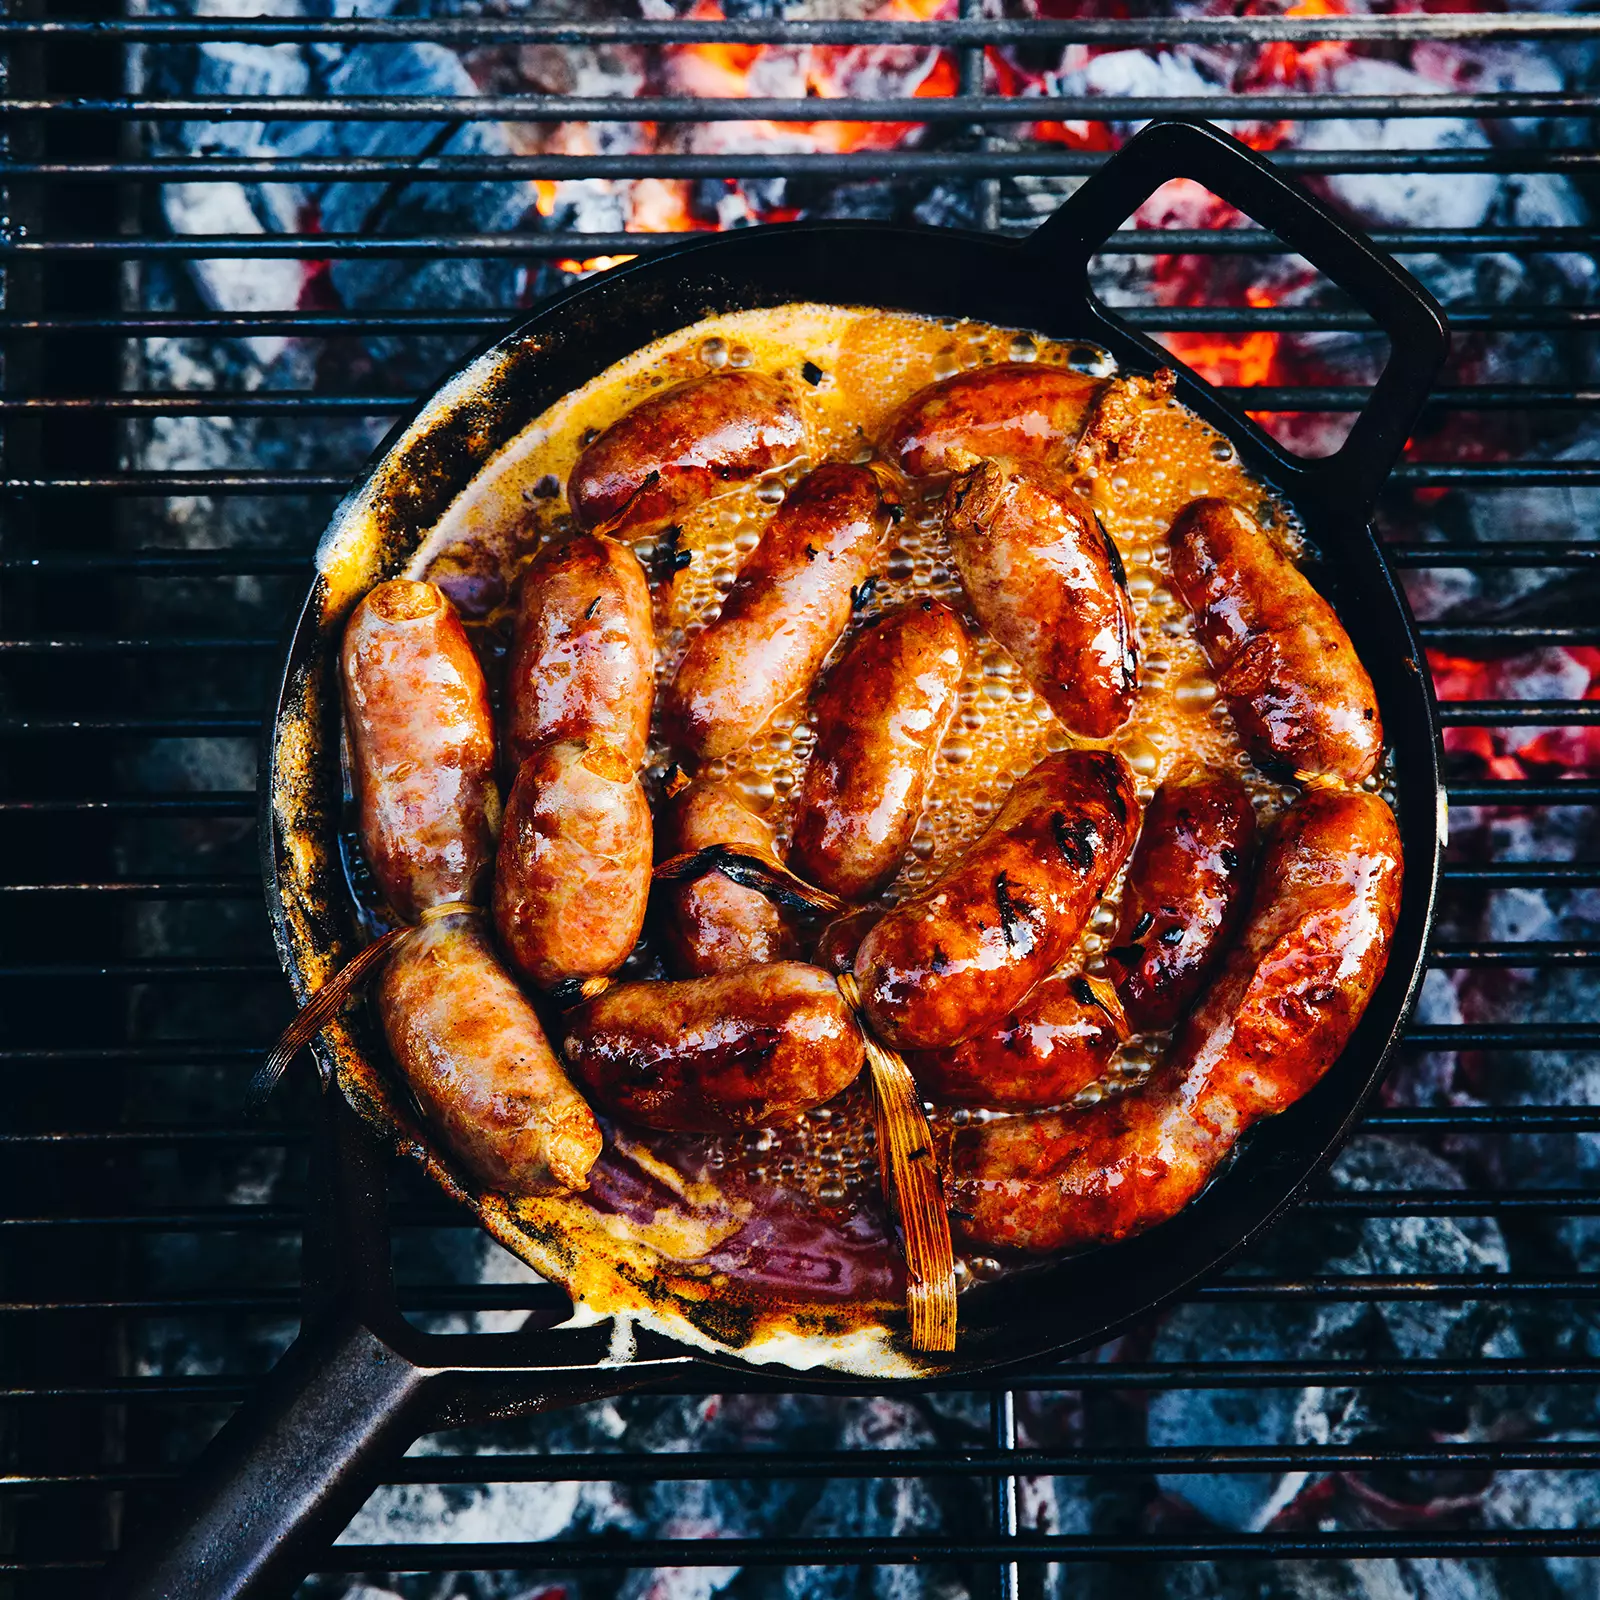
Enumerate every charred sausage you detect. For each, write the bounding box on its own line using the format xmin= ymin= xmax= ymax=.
xmin=493 ymin=740 xmax=652 ymax=990
xmin=881 ymin=363 xmax=1106 ymax=479
xmin=1169 ymin=498 xmax=1383 ymax=786
xmin=668 ymin=463 xmax=894 ymax=760
xmin=657 ymin=779 xmax=800 ymax=978
xmin=506 ymin=532 xmax=654 ymax=771
xmin=854 ymin=749 xmax=1140 ymax=1051
xmin=1105 ymin=769 xmax=1258 ymax=1034
xmin=942 ymin=461 xmax=1138 ymax=740
xmin=562 ymin=962 xmax=865 ymax=1133
xmin=906 ymin=970 xmax=1121 ymax=1111
xmin=790 ymin=599 xmax=972 ymax=901
xmin=568 ymin=371 xmax=807 ymax=537
xmin=379 ymin=912 xmax=602 ymax=1194
xmin=341 ymin=579 xmax=498 ymax=922
xmin=946 ymin=788 xmax=1402 ymax=1253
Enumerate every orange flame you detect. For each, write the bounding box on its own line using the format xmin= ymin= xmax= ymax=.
xmin=1161 ymin=287 xmax=1283 ymax=390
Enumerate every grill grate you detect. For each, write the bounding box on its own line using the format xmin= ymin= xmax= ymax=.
xmin=7 ymin=5 xmax=1600 ymax=1596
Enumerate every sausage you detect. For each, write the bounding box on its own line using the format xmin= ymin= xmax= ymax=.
xmin=657 ymin=779 xmax=800 ymax=978
xmin=1169 ymin=498 xmax=1383 ymax=786
xmin=906 ymin=970 xmax=1121 ymax=1111
xmin=1105 ymin=769 xmax=1258 ymax=1034
xmin=813 ymin=905 xmax=881 ymax=975
xmin=506 ymin=532 xmax=654 ymax=771
xmin=341 ymin=579 xmax=498 ymax=922
xmin=789 ymin=599 xmax=972 ymax=900
xmin=379 ymin=912 xmax=602 ymax=1194
xmin=946 ymin=788 xmax=1402 ymax=1253
xmin=880 ymin=363 xmax=1106 ymax=479
xmin=942 ymin=461 xmax=1138 ymax=739
xmin=668 ymin=463 xmax=894 ymax=760
xmin=568 ymin=371 xmax=807 ymax=537
xmin=493 ymin=740 xmax=652 ymax=989
xmin=854 ymin=749 xmax=1140 ymax=1051
xmin=562 ymin=962 xmax=865 ymax=1133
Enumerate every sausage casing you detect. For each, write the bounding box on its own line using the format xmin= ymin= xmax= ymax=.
xmin=562 ymin=962 xmax=865 ymax=1133
xmin=813 ymin=905 xmax=881 ymax=976
xmin=854 ymin=749 xmax=1140 ymax=1051
xmin=1169 ymin=498 xmax=1383 ymax=785
xmin=1105 ymin=769 xmax=1258 ymax=1034
xmin=341 ymin=579 xmax=498 ymax=922
xmin=568 ymin=371 xmax=807 ymax=537
xmin=907 ymin=970 xmax=1120 ymax=1110
xmin=943 ymin=461 xmax=1139 ymax=739
xmin=946 ymin=788 xmax=1402 ymax=1253
xmin=379 ymin=913 xmax=602 ymax=1194
xmin=657 ymin=779 xmax=800 ymax=978
xmin=668 ymin=462 xmax=893 ymax=760
xmin=881 ymin=363 xmax=1106 ymax=479
xmin=493 ymin=740 xmax=652 ymax=989
xmin=790 ymin=599 xmax=972 ymax=900
xmin=506 ymin=533 xmax=654 ymax=771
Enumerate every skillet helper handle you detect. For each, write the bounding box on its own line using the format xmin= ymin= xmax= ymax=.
xmin=1026 ymin=118 xmax=1449 ymax=528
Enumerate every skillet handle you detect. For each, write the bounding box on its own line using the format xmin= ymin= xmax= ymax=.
xmin=1024 ymin=118 xmax=1449 ymax=527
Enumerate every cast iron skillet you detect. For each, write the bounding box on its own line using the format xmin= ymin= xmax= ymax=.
xmin=109 ymin=121 xmax=1448 ymax=1597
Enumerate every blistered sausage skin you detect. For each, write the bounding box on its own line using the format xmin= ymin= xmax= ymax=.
xmin=790 ymin=599 xmax=972 ymax=900
xmin=946 ymin=789 xmax=1402 ymax=1254
xmin=668 ymin=463 xmax=894 ymax=761
xmin=881 ymin=363 xmax=1106 ymax=479
xmin=493 ymin=740 xmax=652 ymax=989
xmin=854 ymin=749 xmax=1140 ymax=1052
xmin=943 ymin=461 xmax=1139 ymax=740
xmin=1169 ymin=498 xmax=1383 ymax=785
xmin=379 ymin=913 xmax=602 ymax=1194
xmin=562 ymin=962 xmax=865 ymax=1133
xmin=506 ymin=533 xmax=654 ymax=771
xmin=1105 ymin=769 xmax=1258 ymax=1034
xmin=341 ymin=580 xmax=498 ymax=922
xmin=568 ymin=371 xmax=807 ymax=537
xmin=907 ymin=971 xmax=1121 ymax=1111
xmin=657 ymin=779 xmax=800 ymax=978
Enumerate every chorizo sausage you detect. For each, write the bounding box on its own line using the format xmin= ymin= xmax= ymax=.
xmin=1105 ymin=768 xmax=1258 ymax=1034
xmin=906 ymin=970 xmax=1121 ymax=1111
xmin=790 ymin=599 xmax=972 ymax=900
xmin=1169 ymin=498 xmax=1383 ymax=786
xmin=562 ymin=962 xmax=865 ymax=1133
xmin=568 ymin=371 xmax=807 ymax=537
xmin=946 ymin=788 xmax=1402 ymax=1253
xmin=854 ymin=749 xmax=1140 ymax=1051
xmin=379 ymin=912 xmax=602 ymax=1194
xmin=942 ymin=461 xmax=1139 ymax=740
xmin=881 ymin=363 xmax=1106 ymax=479
xmin=657 ymin=779 xmax=800 ymax=978
xmin=341 ymin=579 xmax=498 ymax=922
xmin=493 ymin=740 xmax=652 ymax=989
xmin=668 ymin=462 xmax=894 ymax=761
xmin=506 ymin=532 xmax=654 ymax=771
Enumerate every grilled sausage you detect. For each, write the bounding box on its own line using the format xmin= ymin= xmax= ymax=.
xmin=1169 ymin=498 xmax=1383 ymax=786
xmin=506 ymin=532 xmax=654 ymax=771
xmin=657 ymin=779 xmax=800 ymax=978
xmin=493 ymin=740 xmax=652 ymax=990
xmin=562 ymin=962 xmax=865 ymax=1133
xmin=568 ymin=371 xmax=807 ymax=537
xmin=907 ymin=970 xmax=1121 ymax=1110
xmin=790 ymin=599 xmax=972 ymax=900
xmin=854 ymin=749 xmax=1140 ymax=1051
xmin=341 ymin=579 xmax=498 ymax=922
xmin=881 ymin=362 xmax=1106 ymax=479
xmin=943 ymin=461 xmax=1139 ymax=740
xmin=379 ymin=912 xmax=602 ymax=1194
xmin=946 ymin=788 xmax=1402 ymax=1253
xmin=1105 ymin=769 xmax=1258 ymax=1034
xmin=668 ymin=463 xmax=894 ymax=760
